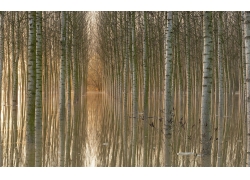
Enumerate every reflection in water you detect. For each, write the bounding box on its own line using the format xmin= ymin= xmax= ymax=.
xmin=86 ymin=91 xmax=244 ymax=167
xmin=0 ymin=91 xmax=245 ymax=166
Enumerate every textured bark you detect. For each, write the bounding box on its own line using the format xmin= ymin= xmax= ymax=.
xmin=0 ymin=11 xmax=4 ymax=167
xmin=26 ymin=11 xmax=36 ymax=167
xmin=59 ymin=11 xmax=66 ymax=167
xmin=200 ymin=11 xmax=213 ymax=167
xmin=244 ymin=11 xmax=250 ymax=167
xmin=217 ymin=12 xmax=224 ymax=167
xmin=164 ymin=11 xmax=173 ymax=167
xmin=35 ymin=11 xmax=42 ymax=167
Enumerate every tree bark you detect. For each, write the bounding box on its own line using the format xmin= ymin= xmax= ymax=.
xmin=26 ymin=11 xmax=36 ymax=167
xmin=35 ymin=11 xmax=42 ymax=167
xmin=200 ymin=11 xmax=213 ymax=167
xmin=59 ymin=11 xmax=66 ymax=167
xmin=164 ymin=11 xmax=173 ymax=167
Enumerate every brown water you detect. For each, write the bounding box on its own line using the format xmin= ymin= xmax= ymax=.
xmin=0 ymin=91 xmax=245 ymax=167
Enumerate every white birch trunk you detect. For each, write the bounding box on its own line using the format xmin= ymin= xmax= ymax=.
xmin=200 ymin=11 xmax=213 ymax=167
xmin=164 ymin=11 xmax=173 ymax=167
xmin=244 ymin=11 xmax=250 ymax=167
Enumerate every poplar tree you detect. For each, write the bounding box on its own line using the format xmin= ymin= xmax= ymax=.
xmin=200 ymin=11 xmax=213 ymax=167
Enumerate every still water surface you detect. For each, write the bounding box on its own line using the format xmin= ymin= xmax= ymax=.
xmin=0 ymin=91 xmax=245 ymax=166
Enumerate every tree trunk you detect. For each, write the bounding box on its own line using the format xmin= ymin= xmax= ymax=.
xmin=200 ymin=11 xmax=213 ymax=167
xmin=131 ymin=11 xmax=138 ymax=167
xmin=244 ymin=11 xmax=250 ymax=167
xmin=164 ymin=11 xmax=173 ymax=167
xmin=217 ymin=12 xmax=224 ymax=167
xmin=26 ymin=11 xmax=36 ymax=167
xmin=59 ymin=11 xmax=66 ymax=167
xmin=35 ymin=11 xmax=42 ymax=167
xmin=143 ymin=11 xmax=149 ymax=167
xmin=0 ymin=11 xmax=4 ymax=167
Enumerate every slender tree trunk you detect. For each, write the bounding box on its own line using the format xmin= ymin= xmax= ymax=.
xmin=26 ymin=11 xmax=36 ymax=167
xmin=242 ymin=11 xmax=247 ymax=167
xmin=0 ymin=11 xmax=4 ymax=167
xmin=123 ymin=11 xmax=128 ymax=167
xmin=131 ymin=11 xmax=138 ymax=167
xmin=244 ymin=11 xmax=250 ymax=167
xmin=217 ymin=12 xmax=224 ymax=167
xmin=142 ymin=11 xmax=149 ymax=167
xmin=35 ymin=11 xmax=42 ymax=167
xmin=164 ymin=11 xmax=173 ymax=167
xmin=72 ymin=12 xmax=78 ymax=167
xmin=185 ymin=11 xmax=191 ymax=166
xmin=59 ymin=11 xmax=66 ymax=167
xmin=200 ymin=11 xmax=213 ymax=167
xmin=65 ymin=12 xmax=72 ymax=166
xmin=11 ymin=12 xmax=18 ymax=167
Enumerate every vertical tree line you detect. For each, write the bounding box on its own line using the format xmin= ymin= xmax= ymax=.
xmin=0 ymin=11 xmax=89 ymax=167
xmin=97 ymin=11 xmax=250 ymax=167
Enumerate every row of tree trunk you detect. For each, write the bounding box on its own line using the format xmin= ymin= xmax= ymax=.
xmin=0 ymin=11 xmax=89 ymax=166
xmin=97 ymin=11 xmax=250 ymax=166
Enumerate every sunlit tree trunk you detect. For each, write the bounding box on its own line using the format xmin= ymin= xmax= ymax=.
xmin=26 ymin=11 xmax=36 ymax=167
xmin=59 ymin=11 xmax=66 ymax=167
xmin=142 ymin=11 xmax=149 ymax=167
xmin=200 ymin=11 xmax=213 ymax=167
xmin=164 ymin=11 xmax=173 ymax=167
xmin=35 ymin=11 xmax=42 ymax=167
xmin=217 ymin=12 xmax=224 ymax=167
xmin=131 ymin=11 xmax=138 ymax=167
xmin=0 ymin=11 xmax=4 ymax=167
xmin=244 ymin=11 xmax=250 ymax=167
